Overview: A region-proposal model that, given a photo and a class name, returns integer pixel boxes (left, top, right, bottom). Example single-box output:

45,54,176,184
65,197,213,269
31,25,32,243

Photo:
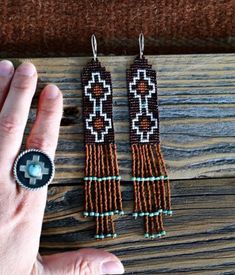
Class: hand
0,60,125,275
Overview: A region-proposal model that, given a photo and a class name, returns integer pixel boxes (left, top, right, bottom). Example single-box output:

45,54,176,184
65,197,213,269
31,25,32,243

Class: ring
13,149,55,190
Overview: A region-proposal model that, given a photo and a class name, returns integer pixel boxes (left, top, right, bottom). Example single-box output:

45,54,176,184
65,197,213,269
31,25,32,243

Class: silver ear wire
91,34,97,61
139,33,144,59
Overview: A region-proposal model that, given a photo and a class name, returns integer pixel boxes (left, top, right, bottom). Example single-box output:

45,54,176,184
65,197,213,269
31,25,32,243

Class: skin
0,60,125,275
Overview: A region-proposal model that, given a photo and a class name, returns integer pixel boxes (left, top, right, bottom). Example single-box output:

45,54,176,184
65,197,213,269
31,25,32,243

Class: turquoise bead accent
132,176,169,182
133,213,138,219
162,210,173,215
94,233,118,239
85,210,126,217
133,209,173,217
89,210,173,218
84,176,121,181
27,163,42,178
141,102,147,109
144,231,167,239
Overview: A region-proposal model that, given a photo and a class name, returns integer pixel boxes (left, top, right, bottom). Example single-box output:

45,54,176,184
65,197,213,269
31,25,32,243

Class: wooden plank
40,178,235,274
8,54,234,273
11,54,235,182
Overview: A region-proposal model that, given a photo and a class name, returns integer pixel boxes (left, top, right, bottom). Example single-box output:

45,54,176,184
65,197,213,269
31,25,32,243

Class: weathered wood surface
41,178,235,274
10,54,235,274
17,54,235,182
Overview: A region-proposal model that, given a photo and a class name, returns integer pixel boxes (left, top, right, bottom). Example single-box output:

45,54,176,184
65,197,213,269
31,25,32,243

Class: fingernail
17,62,36,77
0,60,14,76
101,261,125,274
45,84,60,99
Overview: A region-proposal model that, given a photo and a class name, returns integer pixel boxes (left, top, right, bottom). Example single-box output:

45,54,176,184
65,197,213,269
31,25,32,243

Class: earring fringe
84,144,123,238
131,143,171,237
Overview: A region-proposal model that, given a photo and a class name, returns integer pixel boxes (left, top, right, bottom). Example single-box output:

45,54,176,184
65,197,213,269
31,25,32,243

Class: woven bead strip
82,59,114,144
127,57,159,144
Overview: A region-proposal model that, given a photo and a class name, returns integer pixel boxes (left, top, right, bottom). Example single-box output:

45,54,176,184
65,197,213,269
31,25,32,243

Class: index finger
0,62,37,169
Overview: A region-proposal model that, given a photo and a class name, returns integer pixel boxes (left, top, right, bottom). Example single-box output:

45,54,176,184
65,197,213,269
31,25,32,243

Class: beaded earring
127,34,172,239
81,35,124,239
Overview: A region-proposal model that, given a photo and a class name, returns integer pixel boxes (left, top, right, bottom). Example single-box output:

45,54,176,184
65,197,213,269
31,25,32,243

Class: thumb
40,248,125,275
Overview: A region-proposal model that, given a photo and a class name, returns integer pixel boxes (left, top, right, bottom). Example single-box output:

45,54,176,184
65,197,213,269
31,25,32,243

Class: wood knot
61,106,80,126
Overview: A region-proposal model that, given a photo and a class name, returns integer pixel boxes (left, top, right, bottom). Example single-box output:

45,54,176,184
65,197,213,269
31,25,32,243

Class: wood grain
13,54,235,182
7,54,235,274
41,178,235,274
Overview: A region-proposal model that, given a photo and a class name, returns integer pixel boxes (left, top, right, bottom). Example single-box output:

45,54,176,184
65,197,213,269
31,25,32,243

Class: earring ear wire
139,32,144,59
91,34,97,61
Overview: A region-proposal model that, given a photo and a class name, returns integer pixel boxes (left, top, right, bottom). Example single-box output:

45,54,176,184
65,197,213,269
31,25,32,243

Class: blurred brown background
0,0,235,57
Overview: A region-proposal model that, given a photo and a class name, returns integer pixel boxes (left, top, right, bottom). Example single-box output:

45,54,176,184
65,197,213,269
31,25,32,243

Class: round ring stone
13,149,55,190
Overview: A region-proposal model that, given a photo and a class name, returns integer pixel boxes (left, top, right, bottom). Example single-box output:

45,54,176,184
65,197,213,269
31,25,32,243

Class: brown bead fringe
84,143,123,238
132,143,171,236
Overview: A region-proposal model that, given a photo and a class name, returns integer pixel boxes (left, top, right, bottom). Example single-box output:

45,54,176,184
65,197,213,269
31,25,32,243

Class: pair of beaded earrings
81,34,172,240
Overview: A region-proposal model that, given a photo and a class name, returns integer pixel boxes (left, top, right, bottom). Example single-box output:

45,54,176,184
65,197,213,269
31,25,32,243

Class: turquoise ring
13,149,55,190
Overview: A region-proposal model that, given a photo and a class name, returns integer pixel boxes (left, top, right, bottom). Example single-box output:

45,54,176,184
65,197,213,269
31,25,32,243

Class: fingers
11,85,62,242
26,84,63,159
7,86,63,260
0,60,14,111
40,248,125,275
0,63,37,166
15,85,62,249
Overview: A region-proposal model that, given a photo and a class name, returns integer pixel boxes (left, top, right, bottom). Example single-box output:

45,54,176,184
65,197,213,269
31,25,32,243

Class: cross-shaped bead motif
19,155,49,185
